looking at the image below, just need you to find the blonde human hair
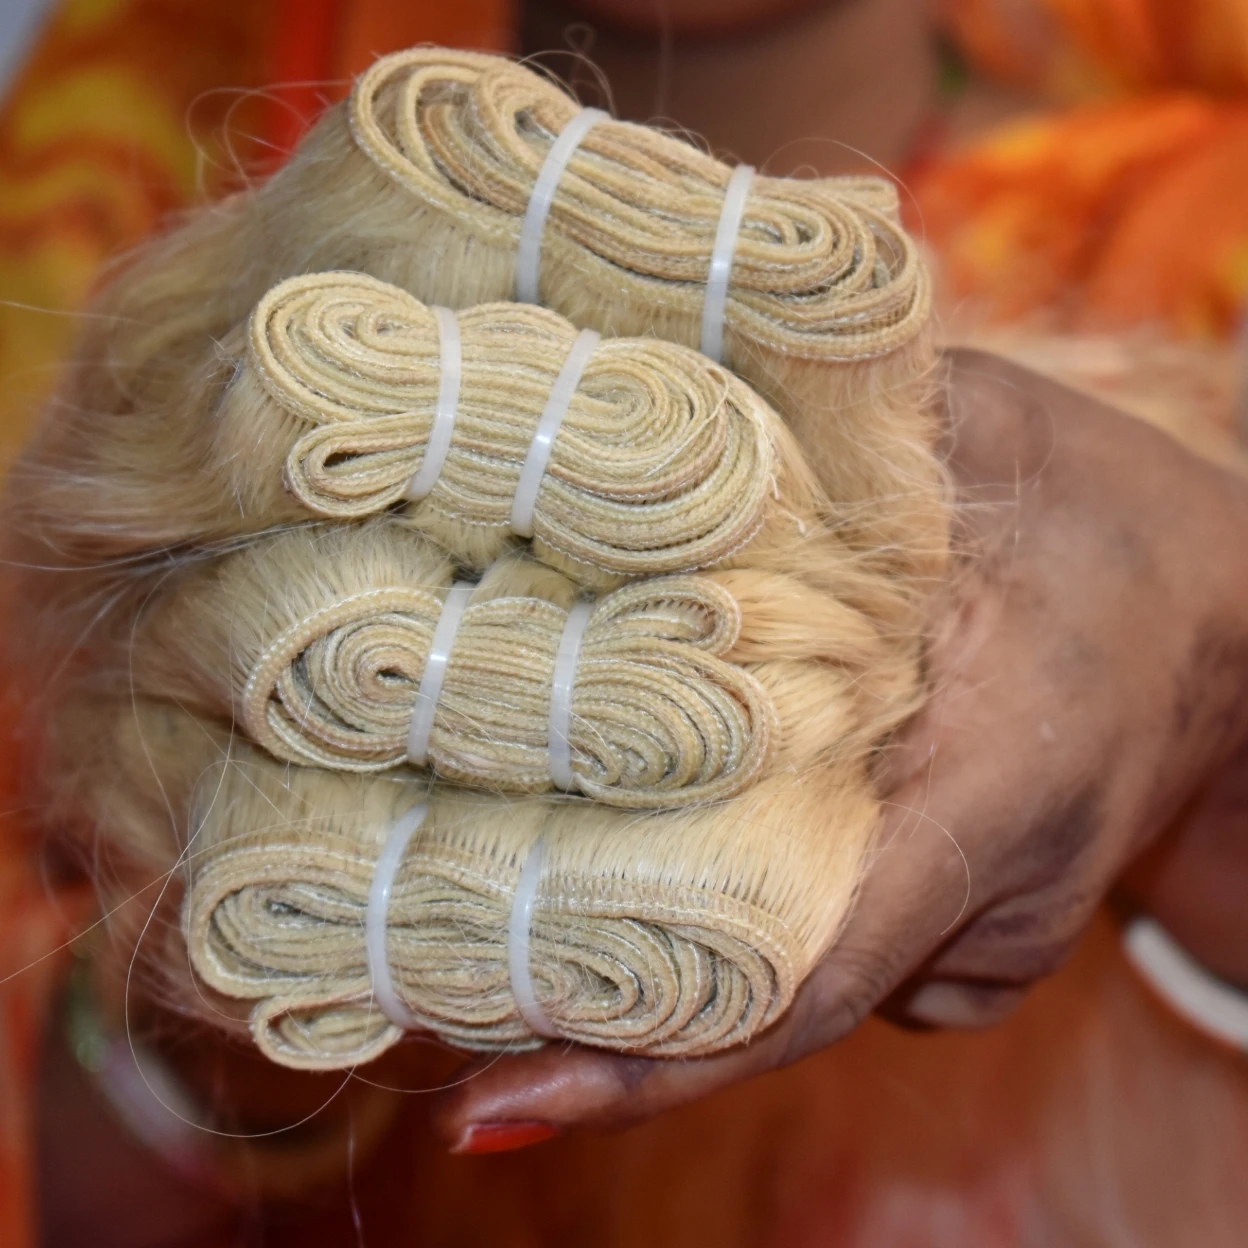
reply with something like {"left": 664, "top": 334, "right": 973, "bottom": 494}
{"left": 123, "top": 487, "right": 921, "bottom": 782}
{"left": 25, "top": 48, "right": 943, "bottom": 585}
{"left": 8, "top": 47, "right": 950, "bottom": 1069}
{"left": 61, "top": 698, "right": 878, "bottom": 1069}
{"left": 23, "top": 272, "right": 782, "bottom": 586}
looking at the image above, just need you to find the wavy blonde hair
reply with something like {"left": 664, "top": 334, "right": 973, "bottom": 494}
{"left": 9, "top": 49, "right": 949, "bottom": 1068}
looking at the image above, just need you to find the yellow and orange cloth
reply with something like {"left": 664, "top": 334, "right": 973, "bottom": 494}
{"left": 0, "top": 0, "right": 511, "bottom": 465}
{"left": 917, "top": 0, "right": 1248, "bottom": 337}
{"left": 946, "top": 0, "right": 1248, "bottom": 97}
{"left": 0, "top": 5, "right": 511, "bottom": 1244}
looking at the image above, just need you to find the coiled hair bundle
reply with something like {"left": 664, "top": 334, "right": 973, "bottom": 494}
{"left": 5, "top": 47, "right": 951, "bottom": 1069}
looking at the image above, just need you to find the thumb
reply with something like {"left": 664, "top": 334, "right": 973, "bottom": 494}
{"left": 429, "top": 773, "right": 969, "bottom": 1149}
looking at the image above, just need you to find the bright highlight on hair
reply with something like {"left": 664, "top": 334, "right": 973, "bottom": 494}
{"left": 5, "top": 47, "right": 951, "bottom": 1069}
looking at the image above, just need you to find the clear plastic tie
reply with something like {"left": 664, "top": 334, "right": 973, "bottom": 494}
{"left": 365, "top": 803, "right": 428, "bottom": 1031}
{"left": 406, "top": 581, "right": 474, "bottom": 765}
{"left": 405, "top": 306, "right": 462, "bottom": 501}
{"left": 507, "top": 837, "right": 559, "bottom": 1039}
{"left": 515, "top": 107, "right": 609, "bottom": 304}
{"left": 548, "top": 600, "right": 594, "bottom": 790}
{"left": 510, "top": 328, "right": 600, "bottom": 539}
{"left": 700, "top": 164, "right": 755, "bottom": 363}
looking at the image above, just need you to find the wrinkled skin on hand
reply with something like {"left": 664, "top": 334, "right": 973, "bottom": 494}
{"left": 431, "top": 349, "right": 1248, "bottom": 1146}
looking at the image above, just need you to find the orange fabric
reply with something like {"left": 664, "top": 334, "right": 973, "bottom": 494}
{"left": 0, "top": 832, "right": 77, "bottom": 1247}
{"left": 265, "top": 0, "right": 516, "bottom": 156}
{"left": 0, "top": 4, "right": 512, "bottom": 1245}
{"left": 944, "top": 0, "right": 1248, "bottom": 97}
{"left": 0, "top": 0, "right": 513, "bottom": 460}
{"left": 921, "top": 0, "right": 1248, "bottom": 336}
{"left": 0, "top": 0, "right": 273, "bottom": 465}
{"left": 0, "top": 669, "right": 91, "bottom": 1247}
{"left": 915, "top": 94, "right": 1248, "bottom": 335}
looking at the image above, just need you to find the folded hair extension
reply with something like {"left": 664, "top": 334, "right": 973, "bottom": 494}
{"left": 66, "top": 699, "right": 879, "bottom": 1068}
{"left": 3, "top": 44, "right": 954, "bottom": 1076}
{"left": 253, "top": 274, "right": 775, "bottom": 583}
{"left": 18, "top": 272, "right": 784, "bottom": 587}
{"left": 26, "top": 48, "right": 945, "bottom": 592}
{"left": 347, "top": 49, "right": 927, "bottom": 363}
{"left": 126, "top": 519, "right": 913, "bottom": 806}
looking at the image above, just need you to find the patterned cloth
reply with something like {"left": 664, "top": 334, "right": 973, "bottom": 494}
{"left": 0, "top": 4, "right": 510, "bottom": 1244}
{"left": 919, "top": 0, "right": 1248, "bottom": 336}
{"left": 945, "top": 0, "right": 1248, "bottom": 97}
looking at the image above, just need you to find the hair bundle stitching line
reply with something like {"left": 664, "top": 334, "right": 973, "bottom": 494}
{"left": 129, "top": 523, "right": 775, "bottom": 806}
{"left": 3, "top": 47, "right": 952, "bottom": 1068}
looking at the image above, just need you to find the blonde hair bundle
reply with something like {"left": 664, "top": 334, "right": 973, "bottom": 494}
{"left": 65, "top": 700, "right": 877, "bottom": 1069}
{"left": 349, "top": 49, "right": 925, "bottom": 361}
{"left": 7, "top": 46, "right": 952, "bottom": 1071}
{"left": 30, "top": 48, "right": 944, "bottom": 588}
{"left": 28, "top": 272, "right": 781, "bottom": 587}
{"left": 131, "top": 523, "right": 785, "bottom": 805}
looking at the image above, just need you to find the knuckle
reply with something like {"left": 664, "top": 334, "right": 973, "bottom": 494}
{"left": 804, "top": 941, "right": 908, "bottom": 1045}
{"left": 904, "top": 979, "right": 1029, "bottom": 1030}
{"left": 999, "top": 937, "right": 1079, "bottom": 981}
{"left": 940, "top": 893, "right": 1098, "bottom": 982}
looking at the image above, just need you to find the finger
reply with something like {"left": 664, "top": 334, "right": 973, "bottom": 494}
{"left": 430, "top": 776, "right": 977, "bottom": 1146}
{"left": 880, "top": 879, "right": 1107, "bottom": 1032}
{"left": 888, "top": 978, "right": 1030, "bottom": 1029}
{"left": 924, "top": 893, "right": 1094, "bottom": 985}
{"left": 430, "top": 575, "right": 1123, "bottom": 1149}
{"left": 431, "top": 1009, "right": 805, "bottom": 1152}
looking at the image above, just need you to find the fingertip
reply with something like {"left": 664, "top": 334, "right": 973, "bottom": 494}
{"left": 892, "top": 978, "right": 1029, "bottom": 1029}
{"left": 429, "top": 1046, "right": 648, "bottom": 1147}
{"left": 430, "top": 1027, "right": 798, "bottom": 1147}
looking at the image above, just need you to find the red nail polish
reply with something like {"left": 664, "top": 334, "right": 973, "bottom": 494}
{"left": 453, "top": 1120, "right": 559, "bottom": 1155}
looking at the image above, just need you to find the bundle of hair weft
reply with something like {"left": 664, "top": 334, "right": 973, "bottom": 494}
{"left": 8, "top": 49, "right": 948, "bottom": 1070}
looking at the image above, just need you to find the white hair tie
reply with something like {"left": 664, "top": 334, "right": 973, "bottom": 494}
{"left": 700, "top": 164, "right": 755, "bottom": 363}
{"left": 548, "top": 600, "right": 594, "bottom": 790}
{"left": 516, "top": 107, "right": 609, "bottom": 304}
{"left": 508, "top": 837, "right": 559, "bottom": 1038}
{"left": 510, "top": 329, "right": 601, "bottom": 539}
{"left": 365, "top": 803, "right": 428, "bottom": 1031}
{"left": 406, "top": 581, "right": 474, "bottom": 766}
{"left": 404, "top": 306, "right": 461, "bottom": 501}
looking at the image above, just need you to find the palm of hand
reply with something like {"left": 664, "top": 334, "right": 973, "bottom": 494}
{"left": 431, "top": 350, "right": 1248, "bottom": 1141}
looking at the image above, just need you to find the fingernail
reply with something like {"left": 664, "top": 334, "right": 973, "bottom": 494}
{"left": 451, "top": 1120, "right": 559, "bottom": 1155}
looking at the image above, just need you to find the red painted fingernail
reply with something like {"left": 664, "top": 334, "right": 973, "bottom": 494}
{"left": 452, "top": 1120, "right": 559, "bottom": 1155}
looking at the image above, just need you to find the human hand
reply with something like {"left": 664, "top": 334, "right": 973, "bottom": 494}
{"left": 430, "top": 349, "right": 1248, "bottom": 1150}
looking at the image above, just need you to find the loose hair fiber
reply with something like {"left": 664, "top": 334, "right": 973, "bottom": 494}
{"left": 5, "top": 47, "right": 950, "bottom": 1069}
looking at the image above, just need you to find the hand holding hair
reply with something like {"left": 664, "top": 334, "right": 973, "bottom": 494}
{"left": 6, "top": 48, "right": 952, "bottom": 1077}
{"left": 426, "top": 352, "right": 1248, "bottom": 1145}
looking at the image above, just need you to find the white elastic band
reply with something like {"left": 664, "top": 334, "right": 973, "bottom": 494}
{"left": 405, "top": 306, "right": 461, "bottom": 501}
{"left": 700, "top": 163, "right": 755, "bottom": 363}
{"left": 508, "top": 837, "right": 558, "bottom": 1038}
{"left": 548, "top": 600, "right": 594, "bottom": 790}
{"left": 1124, "top": 917, "right": 1248, "bottom": 1051}
{"left": 510, "top": 329, "right": 600, "bottom": 539}
{"left": 365, "top": 803, "right": 429, "bottom": 1031}
{"left": 515, "top": 107, "right": 609, "bottom": 304}
{"left": 406, "top": 581, "right": 474, "bottom": 766}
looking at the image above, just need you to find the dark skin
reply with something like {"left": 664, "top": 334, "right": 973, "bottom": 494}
{"left": 32, "top": 0, "right": 1248, "bottom": 1233}
{"left": 427, "top": 349, "right": 1248, "bottom": 1146}
{"left": 38, "top": 352, "right": 1248, "bottom": 1240}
